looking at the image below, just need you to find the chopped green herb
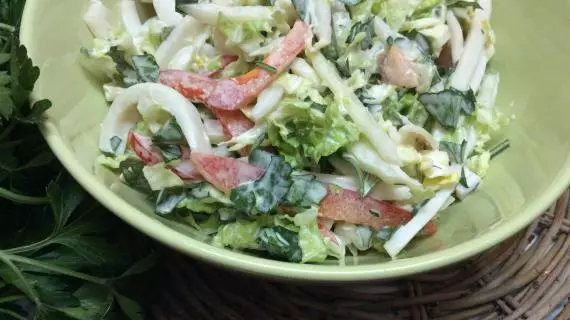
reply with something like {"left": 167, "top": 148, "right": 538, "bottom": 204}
{"left": 490, "top": 139, "right": 510, "bottom": 159}
{"left": 346, "top": 18, "right": 375, "bottom": 50}
{"left": 108, "top": 47, "right": 160, "bottom": 87}
{"left": 419, "top": 88, "right": 476, "bottom": 129}
{"left": 155, "top": 188, "right": 186, "bottom": 215}
{"left": 153, "top": 119, "right": 184, "bottom": 145}
{"left": 284, "top": 173, "right": 327, "bottom": 208}
{"left": 131, "top": 54, "right": 160, "bottom": 83}
{"left": 369, "top": 210, "right": 380, "bottom": 217}
{"left": 119, "top": 159, "right": 152, "bottom": 193}
{"left": 158, "top": 144, "right": 183, "bottom": 163}
{"left": 255, "top": 61, "right": 277, "bottom": 73}
{"left": 439, "top": 140, "right": 464, "bottom": 164}
{"left": 110, "top": 136, "right": 122, "bottom": 153}
{"left": 459, "top": 167, "right": 469, "bottom": 188}
{"left": 160, "top": 26, "right": 175, "bottom": 42}
{"left": 256, "top": 226, "right": 302, "bottom": 262}
{"left": 230, "top": 152, "right": 293, "bottom": 215}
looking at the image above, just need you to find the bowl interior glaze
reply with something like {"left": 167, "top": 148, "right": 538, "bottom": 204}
{"left": 20, "top": 0, "right": 570, "bottom": 281}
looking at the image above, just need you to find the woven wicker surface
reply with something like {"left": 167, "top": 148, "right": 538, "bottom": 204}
{"left": 151, "top": 189, "right": 570, "bottom": 320}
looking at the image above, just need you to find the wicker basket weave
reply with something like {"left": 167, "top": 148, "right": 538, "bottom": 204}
{"left": 151, "top": 189, "right": 570, "bottom": 320}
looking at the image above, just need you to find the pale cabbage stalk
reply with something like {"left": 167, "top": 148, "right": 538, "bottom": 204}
{"left": 155, "top": 16, "right": 207, "bottom": 68}
{"left": 290, "top": 58, "right": 320, "bottom": 84}
{"left": 305, "top": 0, "right": 332, "bottom": 51}
{"left": 99, "top": 83, "right": 212, "bottom": 155}
{"left": 180, "top": 4, "right": 274, "bottom": 25}
{"left": 167, "top": 33, "right": 210, "bottom": 70}
{"left": 449, "top": 0, "right": 494, "bottom": 92}
{"left": 449, "top": 13, "right": 485, "bottom": 91}
{"left": 384, "top": 174, "right": 459, "bottom": 258}
{"left": 346, "top": 141, "right": 420, "bottom": 189}
{"left": 309, "top": 52, "right": 400, "bottom": 164}
{"left": 84, "top": 0, "right": 114, "bottom": 39}
{"left": 477, "top": 73, "right": 500, "bottom": 109}
{"left": 469, "top": 55, "right": 488, "bottom": 93}
{"left": 152, "top": 0, "right": 183, "bottom": 26}
{"left": 445, "top": 11, "right": 464, "bottom": 64}
{"left": 120, "top": 0, "right": 143, "bottom": 37}
{"left": 248, "top": 85, "right": 284, "bottom": 121}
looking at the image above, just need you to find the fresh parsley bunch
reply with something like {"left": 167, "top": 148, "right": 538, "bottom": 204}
{"left": 0, "top": 1, "right": 155, "bottom": 319}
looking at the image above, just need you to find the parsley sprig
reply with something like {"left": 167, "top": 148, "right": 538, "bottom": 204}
{"left": 0, "top": 2, "right": 155, "bottom": 319}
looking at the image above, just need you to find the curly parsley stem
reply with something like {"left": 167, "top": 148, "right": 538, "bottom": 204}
{"left": 0, "top": 187, "right": 50, "bottom": 205}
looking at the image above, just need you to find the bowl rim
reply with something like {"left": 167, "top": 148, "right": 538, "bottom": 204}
{"left": 20, "top": 0, "right": 570, "bottom": 281}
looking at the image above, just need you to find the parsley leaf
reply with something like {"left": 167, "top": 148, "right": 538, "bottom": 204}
{"left": 419, "top": 88, "right": 476, "bottom": 129}
{"left": 459, "top": 167, "right": 469, "bottom": 188}
{"left": 152, "top": 119, "right": 185, "bottom": 162}
{"left": 0, "top": 2, "right": 154, "bottom": 319}
{"left": 439, "top": 140, "right": 467, "bottom": 164}
{"left": 256, "top": 226, "right": 302, "bottom": 262}
{"left": 230, "top": 150, "right": 327, "bottom": 215}
{"left": 346, "top": 18, "right": 375, "bottom": 50}
{"left": 108, "top": 47, "right": 159, "bottom": 87}
{"left": 230, "top": 152, "right": 293, "bottom": 215}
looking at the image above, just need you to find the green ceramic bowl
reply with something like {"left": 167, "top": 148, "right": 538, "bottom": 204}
{"left": 20, "top": 0, "right": 570, "bottom": 281}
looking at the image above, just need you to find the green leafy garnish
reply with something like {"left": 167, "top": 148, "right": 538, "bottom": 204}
{"left": 419, "top": 88, "right": 476, "bottom": 129}
{"left": 256, "top": 226, "right": 302, "bottom": 262}
{"left": 0, "top": 2, "right": 155, "bottom": 319}
{"left": 108, "top": 47, "right": 159, "bottom": 87}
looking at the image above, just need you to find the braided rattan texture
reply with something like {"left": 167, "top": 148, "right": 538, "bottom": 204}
{"left": 151, "top": 189, "right": 570, "bottom": 320}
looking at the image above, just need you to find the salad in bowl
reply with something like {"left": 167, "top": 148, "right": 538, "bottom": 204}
{"left": 82, "top": 0, "right": 508, "bottom": 264}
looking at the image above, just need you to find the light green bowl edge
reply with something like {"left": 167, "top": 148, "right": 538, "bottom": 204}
{"left": 19, "top": 2, "right": 570, "bottom": 282}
